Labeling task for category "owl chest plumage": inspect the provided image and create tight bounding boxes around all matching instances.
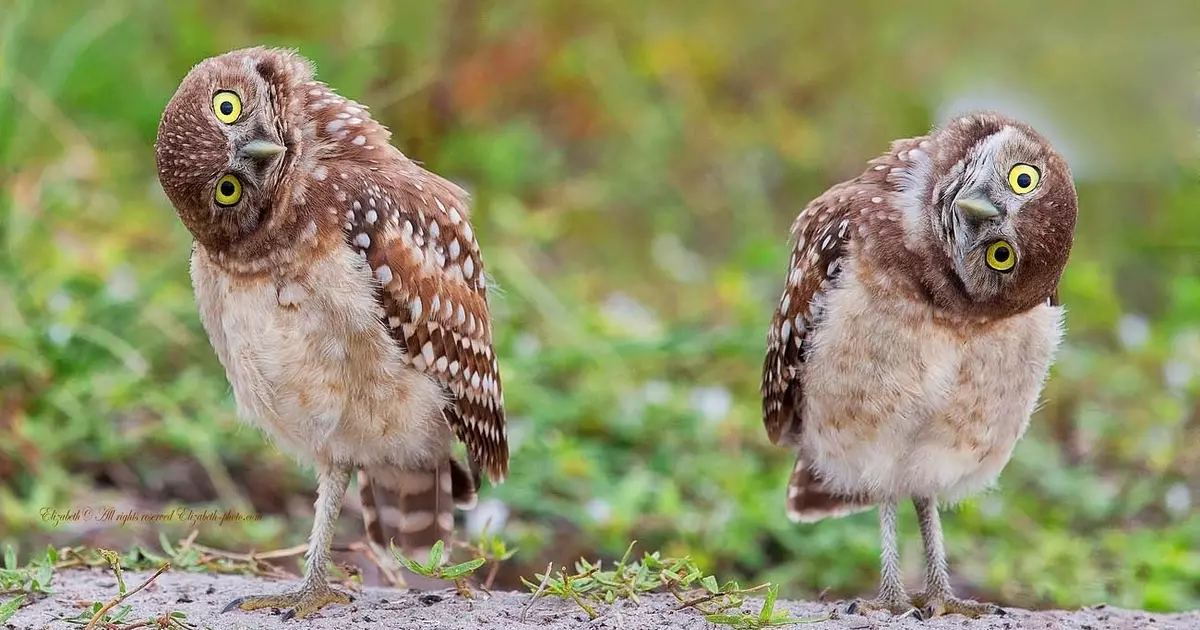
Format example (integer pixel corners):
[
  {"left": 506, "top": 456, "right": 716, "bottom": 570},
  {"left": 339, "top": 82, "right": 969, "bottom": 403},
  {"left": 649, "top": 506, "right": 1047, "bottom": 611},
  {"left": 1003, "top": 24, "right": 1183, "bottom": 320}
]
[
  {"left": 799, "top": 257, "right": 1065, "bottom": 502},
  {"left": 189, "top": 243, "right": 451, "bottom": 469}
]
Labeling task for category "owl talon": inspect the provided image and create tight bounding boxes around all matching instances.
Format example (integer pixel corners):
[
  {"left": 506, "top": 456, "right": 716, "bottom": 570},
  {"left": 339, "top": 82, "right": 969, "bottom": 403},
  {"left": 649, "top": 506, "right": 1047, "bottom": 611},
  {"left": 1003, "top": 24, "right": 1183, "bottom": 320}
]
[
  {"left": 844, "top": 596, "right": 917, "bottom": 617},
  {"left": 222, "top": 584, "right": 350, "bottom": 620},
  {"left": 909, "top": 591, "right": 1003, "bottom": 619}
]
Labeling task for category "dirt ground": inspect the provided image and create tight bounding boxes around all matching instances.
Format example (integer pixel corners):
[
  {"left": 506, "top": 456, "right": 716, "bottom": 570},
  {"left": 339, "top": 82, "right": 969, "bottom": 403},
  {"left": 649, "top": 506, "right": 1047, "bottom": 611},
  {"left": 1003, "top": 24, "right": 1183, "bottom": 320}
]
[{"left": 6, "top": 568, "right": 1196, "bottom": 630}]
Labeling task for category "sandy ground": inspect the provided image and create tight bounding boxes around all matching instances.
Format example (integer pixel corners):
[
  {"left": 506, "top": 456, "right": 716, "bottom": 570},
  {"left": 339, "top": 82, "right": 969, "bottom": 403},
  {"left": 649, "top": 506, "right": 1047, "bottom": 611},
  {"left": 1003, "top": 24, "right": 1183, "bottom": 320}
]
[{"left": 6, "top": 568, "right": 1196, "bottom": 630}]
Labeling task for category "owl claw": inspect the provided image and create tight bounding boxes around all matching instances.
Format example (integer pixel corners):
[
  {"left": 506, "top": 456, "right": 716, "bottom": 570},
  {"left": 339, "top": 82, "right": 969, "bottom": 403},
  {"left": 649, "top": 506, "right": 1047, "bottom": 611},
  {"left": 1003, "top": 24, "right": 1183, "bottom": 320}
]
[
  {"left": 844, "top": 596, "right": 918, "bottom": 617},
  {"left": 222, "top": 584, "right": 351, "bottom": 620},
  {"left": 909, "top": 591, "right": 1004, "bottom": 619}
]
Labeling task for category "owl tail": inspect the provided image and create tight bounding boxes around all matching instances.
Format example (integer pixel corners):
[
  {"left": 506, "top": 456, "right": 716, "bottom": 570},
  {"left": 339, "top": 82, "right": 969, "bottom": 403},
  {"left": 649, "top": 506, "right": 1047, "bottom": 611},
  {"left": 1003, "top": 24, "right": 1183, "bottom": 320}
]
[
  {"left": 358, "top": 459, "right": 478, "bottom": 568},
  {"left": 785, "top": 456, "right": 873, "bottom": 523}
]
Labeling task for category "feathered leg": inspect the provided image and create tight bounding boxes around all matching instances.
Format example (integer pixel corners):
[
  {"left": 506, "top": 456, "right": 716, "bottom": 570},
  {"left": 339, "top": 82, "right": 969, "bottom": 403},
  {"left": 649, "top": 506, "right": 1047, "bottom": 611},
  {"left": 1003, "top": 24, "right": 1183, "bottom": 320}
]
[
  {"left": 845, "top": 500, "right": 917, "bottom": 617},
  {"left": 224, "top": 463, "right": 353, "bottom": 620},
  {"left": 909, "top": 496, "right": 1004, "bottom": 619}
]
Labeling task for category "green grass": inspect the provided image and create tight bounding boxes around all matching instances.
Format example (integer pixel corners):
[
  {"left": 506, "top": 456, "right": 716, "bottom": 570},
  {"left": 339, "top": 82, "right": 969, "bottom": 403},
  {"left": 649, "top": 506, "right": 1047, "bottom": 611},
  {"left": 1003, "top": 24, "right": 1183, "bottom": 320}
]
[
  {"left": 518, "top": 542, "right": 824, "bottom": 626},
  {"left": 0, "top": 537, "right": 814, "bottom": 628},
  {"left": 1, "top": 0, "right": 1199, "bottom": 615}
]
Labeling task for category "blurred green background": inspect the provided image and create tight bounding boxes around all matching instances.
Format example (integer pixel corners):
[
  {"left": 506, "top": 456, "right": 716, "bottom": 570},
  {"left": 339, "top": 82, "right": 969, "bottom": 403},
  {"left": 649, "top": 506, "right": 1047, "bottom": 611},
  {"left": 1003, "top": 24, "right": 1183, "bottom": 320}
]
[{"left": 2, "top": 0, "right": 1199, "bottom": 613}]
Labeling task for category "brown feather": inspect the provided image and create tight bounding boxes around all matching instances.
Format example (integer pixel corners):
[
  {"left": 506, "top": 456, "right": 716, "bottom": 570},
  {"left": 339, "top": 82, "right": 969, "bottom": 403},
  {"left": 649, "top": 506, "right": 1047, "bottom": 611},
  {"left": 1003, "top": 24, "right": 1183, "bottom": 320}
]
[
  {"left": 784, "top": 456, "right": 872, "bottom": 523},
  {"left": 291, "top": 58, "right": 509, "bottom": 484}
]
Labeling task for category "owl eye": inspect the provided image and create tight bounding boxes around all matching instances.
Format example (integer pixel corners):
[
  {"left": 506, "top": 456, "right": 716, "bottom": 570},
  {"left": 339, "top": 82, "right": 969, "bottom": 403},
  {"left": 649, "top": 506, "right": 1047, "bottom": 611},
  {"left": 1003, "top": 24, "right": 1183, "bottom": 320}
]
[
  {"left": 212, "top": 90, "right": 242, "bottom": 124},
  {"left": 985, "top": 240, "right": 1016, "bottom": 272},
  {"left": 1007, "top": 163, "right": 1040, "bottom": 194},
  {"left": 214, "top": 174, "right": 243, "bottom": 206}
]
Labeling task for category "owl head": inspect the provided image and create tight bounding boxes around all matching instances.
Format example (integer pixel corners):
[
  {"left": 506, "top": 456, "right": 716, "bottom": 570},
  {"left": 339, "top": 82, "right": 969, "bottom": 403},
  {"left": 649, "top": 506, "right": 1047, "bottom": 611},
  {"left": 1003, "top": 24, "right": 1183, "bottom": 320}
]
[
  {"left": 914, "top": 112, "right": 1078, "bottom": 318},
  {"left": 156, "top": 47, "right": 386, "bottom": 263}
]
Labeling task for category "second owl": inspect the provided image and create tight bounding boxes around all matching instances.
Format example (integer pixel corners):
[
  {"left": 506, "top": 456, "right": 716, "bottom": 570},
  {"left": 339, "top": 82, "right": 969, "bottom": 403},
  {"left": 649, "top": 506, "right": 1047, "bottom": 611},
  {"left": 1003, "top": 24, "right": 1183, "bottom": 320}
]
[{"left": 761, "top": 112, "right": 1077, "bottom": 619}]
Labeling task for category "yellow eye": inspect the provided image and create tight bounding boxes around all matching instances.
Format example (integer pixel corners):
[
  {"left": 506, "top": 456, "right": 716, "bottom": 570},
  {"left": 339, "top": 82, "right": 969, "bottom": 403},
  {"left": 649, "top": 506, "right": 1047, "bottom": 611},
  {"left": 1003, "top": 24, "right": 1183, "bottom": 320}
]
[
  {"left": 985, "top": 240, "right": 1016, "bottom": 272},
  {"left": 212, "top": 90, "right": 242, "bottom": 124},
  {"left": 214, "top": 174, "right": 242, "bottom": 206},
  {"left": 1007, "top": 163, "right": 1040, "bottom": 194}
]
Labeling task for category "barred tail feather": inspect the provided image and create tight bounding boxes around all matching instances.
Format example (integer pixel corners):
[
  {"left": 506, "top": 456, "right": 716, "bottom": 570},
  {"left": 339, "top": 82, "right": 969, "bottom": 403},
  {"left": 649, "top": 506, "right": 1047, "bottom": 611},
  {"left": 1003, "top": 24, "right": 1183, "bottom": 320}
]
[
  {"left": 359, "top": 458, "right": 478, "bottom": 565},
  {"left": 785, "top": 456, "right": 873, "bottom": 523},
  {"left": 359, "top": 468, "right": 386, "bottom": 550},
  {"left": 448, "top": 457, "right": 479, "bottom": 510}
]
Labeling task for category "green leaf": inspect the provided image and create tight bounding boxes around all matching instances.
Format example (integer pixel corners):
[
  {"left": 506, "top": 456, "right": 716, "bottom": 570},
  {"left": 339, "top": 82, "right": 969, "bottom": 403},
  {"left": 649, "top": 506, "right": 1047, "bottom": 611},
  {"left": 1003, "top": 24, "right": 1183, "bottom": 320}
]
[
  {"left": 519, "top": 576, "right": 544, "bottom": 592},
  {"left": 33, "top": 565, "right": 53, "bottom": 590},
  {"left": 0, "top": 595, "right": 24, "bottom": 623},
  {"left": 45, "top": 545, "right": 58, "bottom": 565},
  {"left": 438, "top": 557, "right": 485, "bottom": 580},
  {"left": 426, "top": 540, "right": 446, "bottom": 572},
  {"left": 2, "top": 546, "right": 15, "bottom": 571},
  {"left": 390, "top": 545, "right": 429, "bottom": 576},
  {"left": 759, "top": 584, "right": 778, "bottom": 623},
  {"left": 158, "top": 531, "right": 176, "bottom": 556},
  {"left": 702, "top": 575, "right": 719, "bottom": 594}
]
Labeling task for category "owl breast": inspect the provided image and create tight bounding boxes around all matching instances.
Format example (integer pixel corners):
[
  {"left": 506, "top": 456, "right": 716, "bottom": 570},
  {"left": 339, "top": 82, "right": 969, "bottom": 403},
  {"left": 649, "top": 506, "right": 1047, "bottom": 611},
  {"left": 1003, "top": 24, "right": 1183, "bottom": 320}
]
[
  {"left": 799, "top": 257, "right": 1065, "bottom": 502},
  {"left": 189, "top": 244, "right": 451, "bottom": 469}
]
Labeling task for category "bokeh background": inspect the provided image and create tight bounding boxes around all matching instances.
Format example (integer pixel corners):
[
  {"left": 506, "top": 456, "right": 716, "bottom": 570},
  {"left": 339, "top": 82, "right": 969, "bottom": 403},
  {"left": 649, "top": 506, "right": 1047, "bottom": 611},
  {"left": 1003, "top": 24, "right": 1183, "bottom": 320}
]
[{"left": 2, "top": 0, "right": 1199, "bottom": 613}]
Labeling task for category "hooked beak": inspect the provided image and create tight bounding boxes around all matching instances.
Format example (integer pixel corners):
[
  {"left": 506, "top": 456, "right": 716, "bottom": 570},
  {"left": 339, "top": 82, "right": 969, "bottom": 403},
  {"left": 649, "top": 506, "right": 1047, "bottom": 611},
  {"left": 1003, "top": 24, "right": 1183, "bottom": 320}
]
[
  {"left": 955, "top": 196, "right": 1001, "bottom": 221},
  {"left": 237, "top": 139, "right": 287, "bottom": 160}
]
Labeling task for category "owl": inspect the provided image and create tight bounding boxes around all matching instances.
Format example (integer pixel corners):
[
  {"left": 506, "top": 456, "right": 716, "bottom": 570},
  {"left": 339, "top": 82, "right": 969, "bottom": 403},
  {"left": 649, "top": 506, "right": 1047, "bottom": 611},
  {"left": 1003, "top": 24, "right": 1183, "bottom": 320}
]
[
  {"left": 154, "top": 47, "right": 507, "bottom": 619},
  {"left": 761, "top": 112, "right": 1077, "bottom": 619}
]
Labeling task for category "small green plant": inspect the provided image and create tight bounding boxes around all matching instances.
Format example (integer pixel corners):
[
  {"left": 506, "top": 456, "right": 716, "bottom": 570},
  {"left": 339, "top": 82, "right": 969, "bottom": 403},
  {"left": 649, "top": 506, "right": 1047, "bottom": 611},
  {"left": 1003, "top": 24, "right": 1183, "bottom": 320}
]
[
  {"left": 704, "top": 584, "right": 821, "bottom": 628},
  {"left": 455, "top": 527, "right": 519, "bottom": 590},
  {"left": 393, "top": 539, "right": 487, "bottom": 598},
  {"left": 0, "top": 594, "right": 24, "bottom": 624},
  {"left": 53, "top": 545, "right": 170, "bottom": 574},
  {"left": 53, "top": 548, "right": 184, "bottom": 630},
  {"left": 62, "top": 603, "right": 199, "bottom": 630},
  {"left": 0, "top": 543, "right": 56, "bottom": 617},
  {"left": 519, "top": 541, "right": 824, "bottom": 627}
]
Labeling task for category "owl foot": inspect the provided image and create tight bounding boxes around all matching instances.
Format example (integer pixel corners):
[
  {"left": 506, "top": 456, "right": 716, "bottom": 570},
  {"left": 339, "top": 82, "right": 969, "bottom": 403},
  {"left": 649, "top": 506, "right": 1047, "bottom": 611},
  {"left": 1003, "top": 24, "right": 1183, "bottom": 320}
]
[
  {"left": 844, "top": 596, "right": 919, "bottom": 618},
  {"left": 222, "top": 583, "right": 352, "bottom": 620},
  {"left": 909, "top": 591, "right": 1005, "bottom": 619}
]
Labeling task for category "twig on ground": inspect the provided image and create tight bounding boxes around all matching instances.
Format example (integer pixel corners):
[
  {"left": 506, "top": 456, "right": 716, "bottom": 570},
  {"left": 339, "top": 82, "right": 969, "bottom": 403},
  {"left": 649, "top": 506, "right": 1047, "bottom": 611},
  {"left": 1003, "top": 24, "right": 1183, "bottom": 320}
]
[
  {"left": 176, "top": 530, "right": 199, "bottom": 555},
  {"left": 82, "top": 562, "right": 169, "bottom": 630},
  {"left": 520, "top": 562, "right": 555, "bottom": 622},
  {"left": 673, "top": 582, "right": 770, "bottom": 612}
]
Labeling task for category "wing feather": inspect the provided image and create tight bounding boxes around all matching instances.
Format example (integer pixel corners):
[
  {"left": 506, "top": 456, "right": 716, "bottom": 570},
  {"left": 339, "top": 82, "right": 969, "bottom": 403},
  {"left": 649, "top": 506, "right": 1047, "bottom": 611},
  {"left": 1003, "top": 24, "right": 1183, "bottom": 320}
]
[
  {"left": 761, "top": 187, "right": 856, "bottom": 445},
  {"left": 343, "top": 161, "right": 507, "bottom": 484}
]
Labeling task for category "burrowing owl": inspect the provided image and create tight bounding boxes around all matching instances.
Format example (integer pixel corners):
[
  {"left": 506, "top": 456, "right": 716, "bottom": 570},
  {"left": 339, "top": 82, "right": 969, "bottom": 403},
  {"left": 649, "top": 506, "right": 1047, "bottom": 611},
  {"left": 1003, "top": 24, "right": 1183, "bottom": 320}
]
[
  {"left": 761, "top": 112, "right": 1077, "bottom": 619},
  {"left": 155, "top": 47, "right": 507, "bottom": 619}
]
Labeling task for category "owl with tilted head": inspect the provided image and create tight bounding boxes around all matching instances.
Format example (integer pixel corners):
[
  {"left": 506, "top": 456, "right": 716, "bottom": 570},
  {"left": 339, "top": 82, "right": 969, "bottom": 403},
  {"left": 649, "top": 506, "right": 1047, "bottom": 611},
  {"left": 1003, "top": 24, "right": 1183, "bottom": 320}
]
[
  {"left": 156, "top": 47, "right": 507, "bottom": 619},
  {"left": 761, "top": 111, "right": 1076, "bottom": 619}
]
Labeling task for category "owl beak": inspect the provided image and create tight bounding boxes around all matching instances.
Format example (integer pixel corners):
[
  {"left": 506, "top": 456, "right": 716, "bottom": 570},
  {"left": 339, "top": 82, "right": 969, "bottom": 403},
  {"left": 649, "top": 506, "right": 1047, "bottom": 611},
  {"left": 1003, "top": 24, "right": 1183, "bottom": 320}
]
[
  {"left": 237, "top": 139, "right": 287, "bottom": 160},
  {"left": 955, "top": 197, "right": 1001, "bottom": 221}
]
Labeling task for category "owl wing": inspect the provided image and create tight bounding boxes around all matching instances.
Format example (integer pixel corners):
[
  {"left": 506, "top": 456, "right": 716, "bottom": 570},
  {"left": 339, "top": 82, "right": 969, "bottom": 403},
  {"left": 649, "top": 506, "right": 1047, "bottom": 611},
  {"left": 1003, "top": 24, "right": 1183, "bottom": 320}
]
[
  {"left": 347, "top": 161, "right": 508, "bottom": 484},
  {"left": 761, "top": 186, "right": 856, "bottom": 445}
]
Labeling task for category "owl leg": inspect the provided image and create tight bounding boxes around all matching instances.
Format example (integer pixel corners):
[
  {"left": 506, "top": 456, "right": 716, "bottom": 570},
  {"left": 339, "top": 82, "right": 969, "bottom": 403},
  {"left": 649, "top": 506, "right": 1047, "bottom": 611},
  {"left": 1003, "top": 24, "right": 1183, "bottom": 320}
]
[
  {"left": 844, "top": 500, "right": 917, "bottom": 617},
  {"left": 223, "top": 463, "right": 354, "bottom": 620},
  {"left": 909, "top": 496, "right": 1004, "bottom": 619}
]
